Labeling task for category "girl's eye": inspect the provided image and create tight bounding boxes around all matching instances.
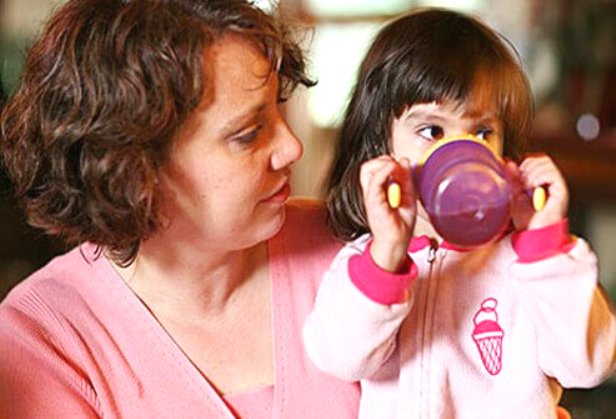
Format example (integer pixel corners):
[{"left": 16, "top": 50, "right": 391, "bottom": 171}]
[
  {"left": 418, "top": 125, "right": 445, "bottom": 141},
  {"left": 475, "top": 127, "right": 494, "bottom": 141}
]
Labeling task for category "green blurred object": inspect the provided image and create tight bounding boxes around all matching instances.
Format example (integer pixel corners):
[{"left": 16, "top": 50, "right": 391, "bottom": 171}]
[
  {"left": 0, "top": 38, "right": 27, "bottom": 96},
  {"left": 0, "top": 37, "right": 26, "bottom": 196},
  {"left": 0, "top": 63, "right": 4, "bottom": 101}
]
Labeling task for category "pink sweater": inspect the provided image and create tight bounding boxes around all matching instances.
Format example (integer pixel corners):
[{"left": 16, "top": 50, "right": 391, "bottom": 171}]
[
  {"left": 0, "top": 199, "right": 360, "bottom": 418},
  {"left": 304, "top": 221, "right": 616, "bottom": 418}
]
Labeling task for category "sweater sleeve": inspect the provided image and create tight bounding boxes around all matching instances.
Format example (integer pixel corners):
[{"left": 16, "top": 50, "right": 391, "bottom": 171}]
[
  {"left": 509, "top": 230, "right": 616, "bottom": 388},
  {"left": 0, "top": 293, "right": 101, "bottom": 418},
  {"left": 303, "top": 236, "right": 417, "bottom": 381}
]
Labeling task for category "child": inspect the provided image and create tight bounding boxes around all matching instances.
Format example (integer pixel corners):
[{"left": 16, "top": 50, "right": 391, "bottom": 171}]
[{"left": 303, "top": 8, "right": 616, "bottom": 418}]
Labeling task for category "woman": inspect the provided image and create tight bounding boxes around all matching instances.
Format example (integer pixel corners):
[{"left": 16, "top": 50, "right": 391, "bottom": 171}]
[{"left": 0, "top": 0, "right": 360, "bottom": 417}]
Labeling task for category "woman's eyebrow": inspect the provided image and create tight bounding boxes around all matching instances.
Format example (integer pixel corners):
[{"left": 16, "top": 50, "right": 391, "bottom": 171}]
[{"left": 218, "top": 103, "right": 266, "bottom": 137}]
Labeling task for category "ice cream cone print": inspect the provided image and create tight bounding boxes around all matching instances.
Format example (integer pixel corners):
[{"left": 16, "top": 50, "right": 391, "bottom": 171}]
[{"left": 472, "top": 298, "right": 504, "bottom": 375}]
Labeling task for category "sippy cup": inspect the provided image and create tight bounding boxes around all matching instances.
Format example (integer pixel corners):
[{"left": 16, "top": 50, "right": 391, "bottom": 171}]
[{"left": 387, "top": 136, "right": 545, "bottom": 248}]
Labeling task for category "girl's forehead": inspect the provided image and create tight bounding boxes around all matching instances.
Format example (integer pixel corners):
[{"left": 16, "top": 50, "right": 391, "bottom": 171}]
[{"left": 404, "top": 96, "right": 499, "bottom": 120}]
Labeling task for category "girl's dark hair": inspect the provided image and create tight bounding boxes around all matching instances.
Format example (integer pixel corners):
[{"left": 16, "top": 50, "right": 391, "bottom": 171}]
[
  {"left": 327, "top": 8, "right": 533, "bottom": 241},
  {"left": 0, "top": 0, "right": 313, "bottom": 265}
]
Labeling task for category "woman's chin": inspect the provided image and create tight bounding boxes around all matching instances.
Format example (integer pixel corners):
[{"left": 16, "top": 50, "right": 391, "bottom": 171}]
[
  {"left": 263, "top": 205, "right": 287, "bottom": 239},
  {"left": 242, "top": 205, "right": 287, "bottom": 248}
]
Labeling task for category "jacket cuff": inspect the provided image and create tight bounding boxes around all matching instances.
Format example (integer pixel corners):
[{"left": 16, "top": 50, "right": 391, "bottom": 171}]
[
  {"left": 348, "top": 244, "right": 417, "bottom": 305},
  {"left": 512, "top": 219, "right": 576, "bottom": 263}
]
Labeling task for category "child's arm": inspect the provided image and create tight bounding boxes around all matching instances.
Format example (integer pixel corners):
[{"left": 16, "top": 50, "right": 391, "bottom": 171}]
[
  {"left": 303, "top": 156, "right": 417, "bottom": 381},
  {"left": 507, "top": 154, "right": 616, "bottom": 387},
  {"left": 303, "top": 236, "right": 416, "bottom": 381}
]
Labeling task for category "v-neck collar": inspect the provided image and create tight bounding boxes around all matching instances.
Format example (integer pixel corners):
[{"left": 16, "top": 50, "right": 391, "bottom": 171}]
[{"left": 87, "top": 243, "right": 238, "bottom": 417}]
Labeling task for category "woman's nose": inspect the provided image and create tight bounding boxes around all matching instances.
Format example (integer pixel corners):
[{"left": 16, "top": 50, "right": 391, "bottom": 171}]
[{"left": 271, "top": 121, "right": 303, "bottom": 171}]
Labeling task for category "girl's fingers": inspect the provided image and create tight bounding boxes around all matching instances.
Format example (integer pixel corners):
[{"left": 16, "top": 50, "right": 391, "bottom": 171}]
[
  {"left": 519, "top": 154, "right": 563, "bottom": 188},
  {"left": 359, "top": 157, "right": 396, "bottom": 191},
  {"left": 517, "top": 153, "right": 569, "bottom": 226},
  {"left": 386, "top": 159, "right": 414, "bottom": 209},
  {"left": 360, "top": 156, "right": 412, "bottom": 205}
]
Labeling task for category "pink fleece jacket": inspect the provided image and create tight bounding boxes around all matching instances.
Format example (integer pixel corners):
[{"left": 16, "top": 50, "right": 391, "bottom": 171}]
[
  {"left": 303, "top": 221, "right": 616, "bottom": 419},
  {"left": 0, "top": 199, "right": 360, "bottom": 418}
]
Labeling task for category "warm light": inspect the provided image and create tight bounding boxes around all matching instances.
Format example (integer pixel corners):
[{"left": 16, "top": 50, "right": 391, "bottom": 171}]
[
  {"left": 416, "top": 0, "right": 485, "bottom": 12},
  {"left": 308, "top": 23, "right": 380, "bottom": 127},
  {"left": 253, "top": 0, "right": 276, "bottom": 12},
  {"left": 305, "top": 0, "right": 411, "bottom": 16}
]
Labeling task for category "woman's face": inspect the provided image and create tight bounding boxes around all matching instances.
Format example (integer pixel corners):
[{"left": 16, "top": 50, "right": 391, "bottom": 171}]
[{"left": 160, "top": 34, "right": 302, "bottom": 251}]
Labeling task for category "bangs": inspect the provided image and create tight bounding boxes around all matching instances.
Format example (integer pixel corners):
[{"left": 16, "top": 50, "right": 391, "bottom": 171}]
[
  {"left": 392, "top": 57, "right": 476, "bottom": 117},
  {"left": 386, "top": 34, "right": 532, "bottom": 157},
  {"left": 390, "top": 40, "right": 522, "bottom": 116}
]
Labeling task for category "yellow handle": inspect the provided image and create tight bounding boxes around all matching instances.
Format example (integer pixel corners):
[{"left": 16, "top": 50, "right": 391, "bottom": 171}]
[
  {"left": 387, "top": 182, "right": 401, "bottom": 209},
  {"left": 532, "top": 186, "right": 547, "bottom": 212}
]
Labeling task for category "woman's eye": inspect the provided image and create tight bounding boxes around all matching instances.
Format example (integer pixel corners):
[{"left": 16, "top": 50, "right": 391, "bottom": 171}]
[
  {"left": 418, "top": 125, "right": 445, "bottom": 141},
  {"left": 233, "top": 125, "right": 263, "bottom": 144}
]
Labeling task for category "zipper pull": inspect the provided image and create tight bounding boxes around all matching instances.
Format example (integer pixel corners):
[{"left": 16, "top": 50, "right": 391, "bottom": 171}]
[{"left": 427, "top": 240, "right": 438, "bottom": 264}]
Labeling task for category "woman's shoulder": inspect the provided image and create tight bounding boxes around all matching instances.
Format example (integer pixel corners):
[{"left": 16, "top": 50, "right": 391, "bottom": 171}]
[
  {"left": 0, "top": 245, "right": 109, "bottom": 415},
  {"left": 0, "top": 244, "right": 105, "bottom": 331}
]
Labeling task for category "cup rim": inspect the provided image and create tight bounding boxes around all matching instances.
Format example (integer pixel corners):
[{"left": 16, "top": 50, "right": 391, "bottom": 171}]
[{"left": 418, "top": 135, "right": 503, "bottom": 167}]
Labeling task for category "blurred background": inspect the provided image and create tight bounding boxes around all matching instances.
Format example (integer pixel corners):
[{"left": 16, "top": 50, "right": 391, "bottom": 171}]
[{"left": 1, "top": 0, "right": 614, "bottom": 416}]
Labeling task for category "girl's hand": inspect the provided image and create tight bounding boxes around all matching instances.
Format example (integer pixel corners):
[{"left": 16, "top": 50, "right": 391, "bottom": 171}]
[
  {"left": 359, "top": 156, "right": 416, "bottom": 272},
  {"left": 505, "top": 153, "right": 569, "bottom": 231}
]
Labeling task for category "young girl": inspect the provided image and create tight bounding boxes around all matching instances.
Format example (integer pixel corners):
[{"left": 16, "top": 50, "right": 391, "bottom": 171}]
[{"left": 303, "top": 8, "right": 616, "bottom": 418}]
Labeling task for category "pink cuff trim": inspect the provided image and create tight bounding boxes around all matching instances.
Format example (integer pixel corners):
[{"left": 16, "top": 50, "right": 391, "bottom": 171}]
[
  {"left": 348, "top": 246, "right": 417, "bottom": 305},
  {"left": 512, "top": 219, "right": 576, "bottom": 263}
]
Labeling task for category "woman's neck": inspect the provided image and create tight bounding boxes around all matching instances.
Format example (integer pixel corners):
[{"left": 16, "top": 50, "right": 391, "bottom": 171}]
[
  {"left": 110, "top": 236, "right": 275, "bottom": 395},
  {"left": 111, "top": 237, "right": 269, "bottom": 318}
]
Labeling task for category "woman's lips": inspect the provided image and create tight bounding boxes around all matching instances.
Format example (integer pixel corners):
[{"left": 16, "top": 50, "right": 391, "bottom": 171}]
[{"left": 264, "top": 182, "right": 291, "bottom": 204}]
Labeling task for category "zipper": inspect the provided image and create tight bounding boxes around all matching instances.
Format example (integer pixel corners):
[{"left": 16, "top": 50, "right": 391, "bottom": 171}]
[
  {"left": 427, "top": 242, "right": 437, "bottom": 264},
  {"left": 418, "top": 239, "right": 439, "bottom": 418}
]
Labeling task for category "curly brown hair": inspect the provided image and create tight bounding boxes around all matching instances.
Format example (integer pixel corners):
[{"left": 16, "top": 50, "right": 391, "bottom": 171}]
[{"left": 1, "top": 0, "right": 314, "bottom": 266}]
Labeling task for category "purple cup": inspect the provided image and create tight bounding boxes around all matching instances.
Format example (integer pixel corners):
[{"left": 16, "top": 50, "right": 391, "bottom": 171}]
[{"left": 417, "top": 138, "right": 511, "bottom": 247}]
